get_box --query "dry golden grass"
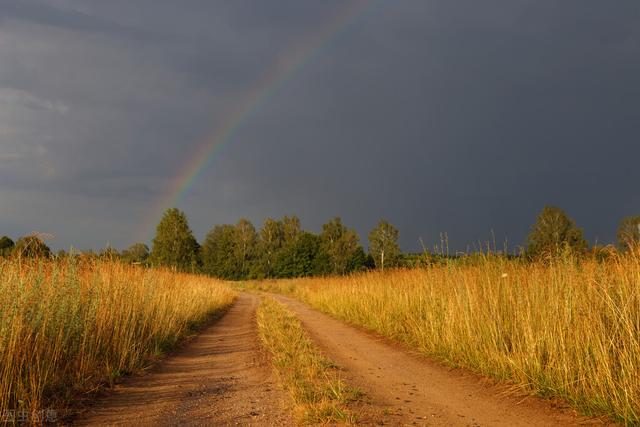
[250,251,640,423]
[256,297,358,424]
[0,257,235,419]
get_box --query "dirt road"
[272,294,603,426]
[75,292,607,426]
[75,293,293,426]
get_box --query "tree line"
[2,206,639,276]
[146,209,401,277]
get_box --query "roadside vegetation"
[0,257,235,420]
[250,249,640,424]
[2,204,639,422]
[256,297,359,424]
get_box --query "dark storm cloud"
[0,0,156,41]
[1,0,639,251]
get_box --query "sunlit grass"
[256,297,358,424]
[250,251,640,424]
[0,257,236,418]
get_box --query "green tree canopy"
[0,236,14,257]
[234,219,257,278]
[368,220,400,270]
[150,208,199,272]
[346,246,372,272]
[282,215,301,244]
[273,231,323,278]
[526,206,588,259]
[319,217,362,275]
[253,218,285,278]
[202,224,239,279]
[617,216,640,250]
[122,243,150,264]
[14,235,51,258]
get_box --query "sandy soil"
[272,294,611,427]
[73,293,293,426]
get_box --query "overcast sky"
[1,0,639,252]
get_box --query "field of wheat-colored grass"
[0,258,235,419]
[250,252,640,423]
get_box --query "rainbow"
[141,0,377,241]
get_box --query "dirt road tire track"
[74,293,293,426]
[272,294,609,426]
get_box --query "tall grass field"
[250,251,640,423]
[0,258,235,419]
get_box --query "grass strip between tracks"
[256,296,360,425]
